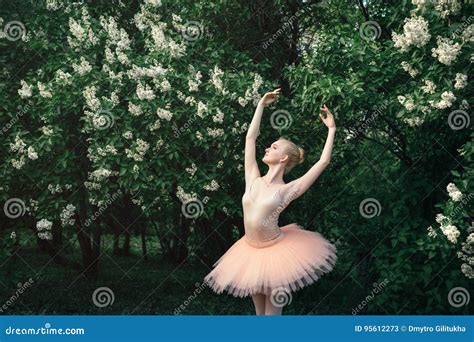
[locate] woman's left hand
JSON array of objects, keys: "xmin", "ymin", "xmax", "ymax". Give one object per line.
[{"xmin": 319, "ymin": 104, "xmax": 336, "ymax": 129}]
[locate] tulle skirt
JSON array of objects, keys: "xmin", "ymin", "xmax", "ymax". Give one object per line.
[{"xmin": 203, "ymin": 223, "xmax": 337, "ymax": 298}]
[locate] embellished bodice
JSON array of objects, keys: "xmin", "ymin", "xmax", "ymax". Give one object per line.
[{"xmin": 241, "ymin": 177, "xmax": 289, "ymax": 246}]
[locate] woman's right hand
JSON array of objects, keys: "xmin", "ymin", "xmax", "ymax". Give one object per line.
[{"xmin": 259, "ymin": 88, "xmax": 281, "ymax": 106}]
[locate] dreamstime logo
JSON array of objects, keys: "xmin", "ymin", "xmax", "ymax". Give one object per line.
[
  {"xmin": 359, "ymin": 21, "xmax": 381, "ymax": 41},
  {"xmin": 447, "ymin": 287, "xmax": 470, "ymax": 308},
  {"xmin": 181, "ymin": 21, "xmax": 204, "ymax": 42},
  {"xmin": 174, "ymin": 116, "xmax": 197, "ymax": 138},
  {"xmin": 451, "ymin": 15, "xmax": 473, "ymax": 40},
  {"xmin": 92, "ymin": 287, "xmax": 115, "ymax": 308},
  {"xmin": 359, "ymin": 198, "xmax": 381, "ymax": 218},
  {"xmin": 174, "ymin": 281, "xmax": 209, "ymax": 315},
  {"xmin": 0, "ymin": 278, "xmax": 35, "ymax": 313},
  {"xmin": 262, "ymin": 11, "xmax": 303, "ymax": 49},
  {"xmin": 93, "ymin": 109, "xmax": 114, "ymax": 130},
  {"xmin": 262, "ymin": 189, "xmax": 300, "ymax": 227},
  {"xmin": 270, "ymin": 287, "xmax": 292, "ymax": 307},
  {"xmin": 352, "ymin": 278, "xmax": 389, "ymax": 315},
  {"xmin": 84, "ymin": 190, "xmax": 122, "ymax": 227},
  {"xmin": 181, "ymin": 198, "xmax": 204, "ymax": 219},
  {"xmin": 3, "ymin": 21, "xmax": 26, "ymax": 41},
  {"xmin": 270, "ymin": 110, "xmax": 292, "ymax": 131},
  {"xmin": 447, "ymin": 110, "xmax": 470, "ymax": 130},
  {"xmin": 1, "ymin": 102, "xmax": 32, "ymax": 136},
  {"xmin": 3, "ymin": 198, "xmax": 26, "ymax": 218},
  {"xmin": 346, "ymin": 100, "xmax": 389, "ymax": 140}
]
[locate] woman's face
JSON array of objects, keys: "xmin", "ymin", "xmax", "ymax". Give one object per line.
[{"xmin": 262, "ymin": 139, "xmax": 288, "ymax": 165}]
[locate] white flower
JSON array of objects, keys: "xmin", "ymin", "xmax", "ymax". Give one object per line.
[
  {"xmin": 144, "ymin": 0, "xmax": 161, "ymax": 6},
  {"xmin": 431, "ymin": 36, "xmax": 461, "ymax": 65},
  {"xmin": 156, "ymin": 107, "xmax": 173, "ymax": 121},
  {"xmin": 401, "ymin": 61, "xmax": 419, "ymax": 78},
  {"xmin": 69, "ymin": 17, "xmax": 85, "ymax": 41},
  {"xmin": 446, "ymin": 182, "xmax": 463, "ymax": 201},
  {"xmin": 433, "ymin": 0, "xmax": 461, "ymax": 18},
  {"xmin": 421, "ymin": 79, "xmax": 436, "ymax": 94},
  {"xmin": 60, "ymin": 204, "xmax": 76, "ymax": 227},
  {"xmin": 203, "ymin": 180, "xmax": 220, "ymax": 191},
  {"xmin": 429, "ymin": 91, "xmax": 456, "ymax": 109},
  {"xmin": 435, "ymin": 213, "xmax": 448, "ymax": 224},
  {"xmin": 210, "ymin": 65, "xmax": 229, "ymax": 95},
  {"xmin": 176, "ymin": 186, "xmax": 197, "ymax": 203},
  {"xmin": 11, "ymin": 156, "xmax": 26, "ymax": 170},
  {"xmin": 122, "ymin": 131, "xmax": 133, "ymax": 140},
  {"xmin": 72, "ymin": 56, "xmax": 93, "ymax": 75},
  {"xmin": 10, "ymin": 134, "xmax": 26, "ymax": 153},
  {"xmin": 41, "ymin": 126, "xmax": 53, "ymax": 136},
  {"xmin": 128, "ymin": 102, "xmax": 143, "ymax": 116},
  {"xmin": 212, "ymin": 108, "xmax": 224, "ymax": 123},
  {"xmin": 454, "ymin": 73, "xmax": 467, "ymax": 89},
  {"xmin": 185, "ymin": 163, "xmax": 197, "ymax": 176},
  {"xmin": 391, "ymin": 15, "xmax": 431, "ymax": 52},
  {"xmin": 90, "ymin": 168, "xmax": 114, "ymax": 182},
  {"xmin": 217, "ymin": 160, "xmax": 224, "ymax": 168},
  {"xmin": 466, "ymin": 233, "xmax": 474, "ymax": 245},
  {"xmin": 48, "ymin": 183, "xmax": 63, "ymax": 194},
  {"xmin": 197, "ymin": 101, "xmax": 208, "ymax": 118},
  {"xmin": 136, "ymin": 82, "xmax": 155, "ymax": 100},
  {"xmin": 125, "ymin": 138, "xmax": 149, "ymax": 161},
  {"xmin": 207, "ymin": 127, "xmax": 224, "ymax": 138},
  {"xmin": 404, "ymin": 98, "xmax": 415, "ymax": 111},
  {"xmin": 461, "ymin": 23, "xmax": 474, "ymax": 43},
  {"xmin": 160, "ymin": 79, "xmax": 171, "ymax": 92},
  {"xmin": 37, "ymin": 81, "xmax": 52, "ymax": 98},
  {"xmin": 440, "ymin": 224, "xmax": 460, "ymax": 243},
  {"xmin": 427, "ymin": 225, "xmax": 437, "ymax": 238},
  {"xmin": 27, "ymin": 146, "xmax": 38, "ymax": 160},
  {"xmin": 461, "ymin": 263, "xmax": 474, "ymax": 279},
  {"xmin": 18, "ymin": 80, "xmax": 32, "ymax": 98},
  {"xmin": 83, "ymin": 86, "xmax": 101, "ymax": 111},
  {"xmin": 55, "ymin": 69, "xmax": 73, "ymax": 85},
  {"xmin": 238, "ymin": 97, "xmax": 248, "ymax": 107},
  {"xmin": 36, "ymin": 219, "xmax": 53, "ymax": 240},
  {"xmin": 403, "ymin": 116, "xmax": 424, "ymax": 126}
]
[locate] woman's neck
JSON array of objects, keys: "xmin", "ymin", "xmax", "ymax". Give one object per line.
[{"xmin": 263, "ymin": 165, "xmax": 285, "ymax": 185}]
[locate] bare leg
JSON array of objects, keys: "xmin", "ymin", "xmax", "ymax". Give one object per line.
[
  {"xmin": 265, "ymin": 294, "xmax": 283, "ymax": 316},
  {"xmin": 251, "ymin": 293, "xmax": 266, "ymax": 315}
]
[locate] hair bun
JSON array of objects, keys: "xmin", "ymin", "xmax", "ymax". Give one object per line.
[{"xmin": 298, "ymin": 147, "xmax": 305, "ymax": 164}]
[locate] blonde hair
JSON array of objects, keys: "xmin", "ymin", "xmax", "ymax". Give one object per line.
[{"xmin": 280, "ymin": 138, "xmax": 305, "ymax": 174}]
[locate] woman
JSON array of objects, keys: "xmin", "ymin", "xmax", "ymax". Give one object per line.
[{"xmin": 203, "ymin": 88, "xmax": 337, "ymax": 315}]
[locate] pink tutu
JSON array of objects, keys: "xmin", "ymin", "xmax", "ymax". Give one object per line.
[{"xmin": 203, "ymin": 223, "xmax": 337, "ymax": 298}]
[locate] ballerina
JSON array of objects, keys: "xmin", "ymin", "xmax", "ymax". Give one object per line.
[{"xmin": 203, "ymin": 88, "xmax": 338, "ymax": 315}]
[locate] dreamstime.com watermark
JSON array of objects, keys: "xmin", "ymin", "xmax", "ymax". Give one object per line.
[
  {"xmin": 352, "ymin": 278, "xmax": 390, "ymax": 315},
  {"xmin": 4, "ymin": 323, "xmax": 85, "ymax": 335},
  {"xmin": 0, "ymin": 102, "xmax": 32, "ymax": 136},
  {"xmin": 84, "ymin": 189, "xmax": 122, "ymax": 226},
  {"xmin": 261, "ymin": 188, "xmax": 300, "ymax": 227},
  {"xmin": 0, "ymin": 278, "xmax": 35, "ymax": 313},
  {"xmin": 174, "ymin": 281, "xmax": 208, "ymax": 315}
]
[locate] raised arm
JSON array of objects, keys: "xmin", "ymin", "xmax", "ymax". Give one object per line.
[
  {"xmin": 244, "ymin": 88, "xmax": 281, "ymax": 185},
  {"xmin": 281, "ymin": 104, "xmax": 336, "ymax": 203}
]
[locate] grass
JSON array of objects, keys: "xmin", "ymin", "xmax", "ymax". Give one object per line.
[{"xmin": 0, "ymin": 233, "xmax": 373, "ymax": 315}]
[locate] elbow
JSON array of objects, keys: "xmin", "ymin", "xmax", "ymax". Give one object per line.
[{"xmin": 320, "ymin": 159, "xmax": 330, "ymax": 166}]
